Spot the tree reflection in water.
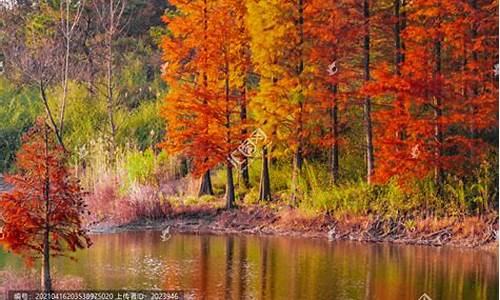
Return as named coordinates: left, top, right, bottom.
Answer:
left=1, top=231, right=496, bottom=299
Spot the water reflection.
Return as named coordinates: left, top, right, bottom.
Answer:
left=0, top=231, right=498, bottom=299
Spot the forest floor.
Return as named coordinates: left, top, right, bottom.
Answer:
left=88, top=203, right=499, bottom=251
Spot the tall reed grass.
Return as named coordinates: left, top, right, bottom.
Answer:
left=74, top=136, right=498, bottom=224
left=73, top=137, right=197, bottom=224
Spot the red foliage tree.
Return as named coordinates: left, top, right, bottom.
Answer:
left=370, top=0, right=498, bottom=193
left=305, top=0, right=360, bottom=184
left=0, top=119, right=91, bottom=292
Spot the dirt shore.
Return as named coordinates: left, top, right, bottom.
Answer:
left=88, top=205, right=499, bottom=251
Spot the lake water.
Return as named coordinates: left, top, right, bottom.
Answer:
left=0, top=231, right=498, bottom=299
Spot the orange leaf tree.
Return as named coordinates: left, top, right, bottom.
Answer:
left=160, top=0, right=250, bottom=208
left=0, top=119, right=91, bottom=292
left=160, top=0, right=219, bottom=196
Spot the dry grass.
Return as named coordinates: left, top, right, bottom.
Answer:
left=84, top=178, right=173, bottom=225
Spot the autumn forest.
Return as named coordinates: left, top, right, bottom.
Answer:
left=160, top=0, right=499, bottom=211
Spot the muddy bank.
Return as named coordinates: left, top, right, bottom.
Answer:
left=88, top=205, right=498, bottom=250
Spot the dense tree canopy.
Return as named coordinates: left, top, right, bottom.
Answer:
left=160, top=0, right=498, bottom=209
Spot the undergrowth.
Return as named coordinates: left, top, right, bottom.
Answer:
left=74, top=138, right=498, bottom=225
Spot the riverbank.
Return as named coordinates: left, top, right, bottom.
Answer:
left=88, top=204, right=498, bottom=250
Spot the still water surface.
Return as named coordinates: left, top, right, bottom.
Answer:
left=0, top=231, right=498, bottom=299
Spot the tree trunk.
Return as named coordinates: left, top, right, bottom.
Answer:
left=240, top=82, right=250, bottom=188
left=291, top=146, right=303, bottom=207
left=42, top=228, right=52, bottom=293
left=258, top=146, right=271, bottom=201
left=394, top=0, right=402, bottom=76
left=331, top=84, right=339, bottom=185
left=468, top=0, right=478, bottom=141
left=363, top=0, right=375, bottom=184
left=104, top=0, right=119, bottom=156
left=59, top=0, right=78, bottom=136
left=224, top=56, right=235, bottom=209
left=180, top=157, right=189, bottom=178
left=226, top=164, right=235, bottom=209
left=40, top=83, right=66, bottom=151
left=394, top=0, right=405, bottom=142
left=59, top=31, right=70, bottom=136
left=42, top=125, right=52, bottom=293
left=106, top=31, right=116, bottom=154
left=291, top=0, right=305, bottom=206
left=196, top=0, right=213, bottom=199
left=433, top=39, right=444, bottom=196
left=401, top=2, right=406, bottom=62
left=198, top=170, right=214, bottom=196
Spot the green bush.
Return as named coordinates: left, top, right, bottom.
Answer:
left=243, top=188, right=260, bottom=205
left=53, top=82, right=107, bottom=150
left=0, top=79, right=41, bottom=172
left=125, top=149, right=157, bottom=186
left=211, top=166, right=228, bottom=196
left=269, top=160, right=293, bottom=193
left=117, top=100, right=165, bottom=150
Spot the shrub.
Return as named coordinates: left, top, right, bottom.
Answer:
left=125, top=149, right=157, bottom=186
left=117, top=100, right=165, bottom=150
left=52, top=82, right=107, bottom=151
left=127, top=183, right=172, bottom=221
left=211, top=166, right=228, bottom=196
left=269, top=161, right=293, bottom=193
left=0, top=79, right=41, bottom=172
left=243, top=188, right=260, bottom=205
